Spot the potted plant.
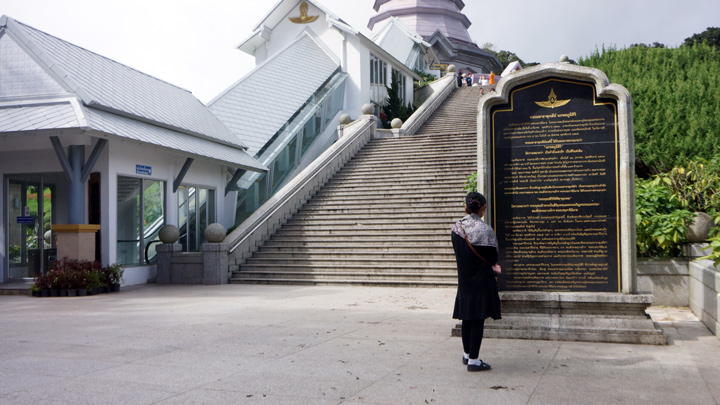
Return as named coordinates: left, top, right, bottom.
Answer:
left=106, top=263, right=124, bottom=292
left=86, top=269, right=103, bottom=295
left=30, top=283, right=41, bottom=297
left=32, top=272, right=49, bottom=297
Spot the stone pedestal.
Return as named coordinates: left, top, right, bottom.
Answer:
left=453, top=292, right=667, bottom=345
left=202, top=243, right=229, bottom=285
left=156, top=243, right=181, bottom=284
left=51, top=224, right=100, bottom=261
left=683, top=243, right=710, bottom=259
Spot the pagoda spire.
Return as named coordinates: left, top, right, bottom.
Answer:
left=369, top=0, right=502, bottom=74
left=369, top=0, right=474, bottom=44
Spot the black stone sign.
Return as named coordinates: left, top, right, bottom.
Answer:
left=491, top=78, right=621, bottom=292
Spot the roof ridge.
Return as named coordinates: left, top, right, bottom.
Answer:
left=9, top=16, right=194, bottom=96
left=208, top=32, right=331, bottom=107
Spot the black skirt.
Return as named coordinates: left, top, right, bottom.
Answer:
left=451, top=232, right=502, bottom=321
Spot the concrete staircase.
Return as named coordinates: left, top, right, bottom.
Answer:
left=230, top=87, right=481, bottom=286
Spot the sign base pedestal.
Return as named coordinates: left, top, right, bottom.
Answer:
left=452, top=292, right=666, bottom=345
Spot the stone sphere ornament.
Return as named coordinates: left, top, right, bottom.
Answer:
left=339, top=114, right=352, bottom=125
left=204, top=223, right=227, bottom=243
left=391, top=118, right=403, bottom=129
left=361, top=103, right=375, bottom=115
left=447, top=64, right=457, bottom=73
left=559, top=55, right=569, bottom=63
left=158, top=225, right=180, bottom=244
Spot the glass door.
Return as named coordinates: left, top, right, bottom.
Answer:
left=7, top=175, right=54, bottom=279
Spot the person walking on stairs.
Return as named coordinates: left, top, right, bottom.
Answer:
left=451, top=191, right=502, bottom=372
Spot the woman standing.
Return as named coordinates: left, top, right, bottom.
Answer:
left=451, top=191, right=502, bottom=372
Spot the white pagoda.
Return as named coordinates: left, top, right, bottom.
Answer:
left=368, top=0, right=502, bottom=75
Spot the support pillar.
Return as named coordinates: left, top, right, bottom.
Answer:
left=202, top=243, right=230, bottom=285
left=156, top=243, right=181, bottom=284
left=67, top=145, right=85, bottom=224
left=52, top=224, right=100, bottom=261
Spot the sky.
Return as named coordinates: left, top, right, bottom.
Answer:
left=1, top=0, right=718, bottom=103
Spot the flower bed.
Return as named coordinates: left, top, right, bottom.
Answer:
left=31, top=258, right=124, bottom=297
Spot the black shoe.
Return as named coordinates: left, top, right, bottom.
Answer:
left=463, top=356, right=469, bottom=365
left=467, top=361, right=491, bottom=372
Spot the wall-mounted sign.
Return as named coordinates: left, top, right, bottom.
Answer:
left=16, top=216, right=34, bottom=224
left=136, top=165, right=152, bottom=176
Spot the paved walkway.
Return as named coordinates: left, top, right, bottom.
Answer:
left=0, top=284, right=718, bottom=404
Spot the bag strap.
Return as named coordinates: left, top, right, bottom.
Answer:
left=460, top=222, right=490, bottom=265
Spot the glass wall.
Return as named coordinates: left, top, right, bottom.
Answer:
left=7, top=175, right=54, bottom=278
left=178, top=185, right=216, bottom=252
left=234, top=71, right=346, bottom=226
left=116, top=176, right=165, bottom=265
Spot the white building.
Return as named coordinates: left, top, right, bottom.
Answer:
left=208, top=0, right=426, bottom=225
left=0, top=15, right=266, bottom=285
left=0, top=1, right=437, bottom=286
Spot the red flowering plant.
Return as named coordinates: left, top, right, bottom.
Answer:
left=32, top=258, right=106, bottom=292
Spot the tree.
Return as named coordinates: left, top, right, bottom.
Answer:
left=683, top=27, right=720, bottom=48
left=480, top=43, right=534, bottom=67
left=495, top=50, right=525, bottom=67
left=381, top=73, right=415, bottom=129
left=629, top=42, right=666, bottom=49
left=578, top=43, right=720, bottom=174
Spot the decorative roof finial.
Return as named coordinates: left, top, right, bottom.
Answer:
left=289, top=2, right=319, bottom=24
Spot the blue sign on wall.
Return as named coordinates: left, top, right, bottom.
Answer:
left=16, top=216, right=34, bottom=224
left=136, top=165, right=152, bottom=176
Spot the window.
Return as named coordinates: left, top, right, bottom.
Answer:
left=116, top=176, right=165, bottom=265
left=392, top=68, right=406, bottom=104
left=370, top=53, right=388, bottom=104
left=178, top=186, right=216, bottom=252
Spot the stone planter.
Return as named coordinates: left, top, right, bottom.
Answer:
left=688, top=212, right=713, bottom=243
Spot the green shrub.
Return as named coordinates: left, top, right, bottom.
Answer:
left=578, top=43, right=720, bottom=173
left=635, top=176, right=695, bottom=257
left=463, top=171, right=477, bottom=193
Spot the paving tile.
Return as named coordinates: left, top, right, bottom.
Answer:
left=0, top=286, right=718, bottom=404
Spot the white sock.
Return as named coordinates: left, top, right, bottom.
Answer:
left=468, top=358, right=482, bottom=366
left=463, top=353, right=469, bottom=360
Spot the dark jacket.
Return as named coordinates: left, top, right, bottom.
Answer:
left=451, top=232, right=502, bottom=320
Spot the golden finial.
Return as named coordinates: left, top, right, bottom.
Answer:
left=289, top=2, right=319, bottom=24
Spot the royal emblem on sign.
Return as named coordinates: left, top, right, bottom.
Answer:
left=535, top=88, right=571, bottom=109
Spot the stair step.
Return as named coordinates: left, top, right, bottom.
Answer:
left=229, top=278, right=457, bottom=287
left=230, top=87, right=480, bottom=288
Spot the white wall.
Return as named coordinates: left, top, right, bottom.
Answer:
left=106, top=138, right=231, bottom=285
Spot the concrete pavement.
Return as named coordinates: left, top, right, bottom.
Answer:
left=1, top=284, right=718, bottom=404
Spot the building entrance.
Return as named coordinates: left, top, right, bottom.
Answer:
left=6, top=174, right=56, bottom=280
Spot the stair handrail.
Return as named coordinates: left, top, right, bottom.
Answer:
left=400, top=73, right=457, bottom=136
left=225, top=115, right=378, bottom=264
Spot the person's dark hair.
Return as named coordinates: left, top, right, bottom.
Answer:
left=465, top=191, right=486, bottom=214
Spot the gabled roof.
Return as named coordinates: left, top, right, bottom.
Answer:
left=0, top=15, right=266, bottom=172
left=372, top=17, right=430, bottom=67
left=501, top=61, right=523, bottom=77
left=238, top=0, right=356, bottom=56
left=208, top=32, right=341, bottom=157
